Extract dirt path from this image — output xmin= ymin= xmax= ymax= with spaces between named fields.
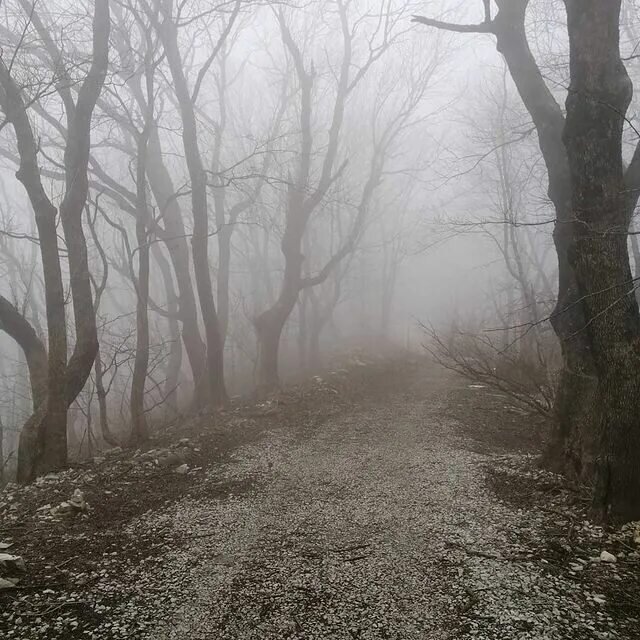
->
xmin=148 ymin=367 xmax=465 ymax=639
xmin=3 ymin=361 xmax=637 ymax=639
xmin=126 ymin=364 xmax=630 ymax=640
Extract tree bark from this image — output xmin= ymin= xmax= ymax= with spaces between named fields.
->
xmin=0 ymin=295 xmax=48 ymax=410
xmin=152 ymin=243 xmax=182 ymax=415
xmin=156 ymin=1 xmax=228 ymax=407
xmin=563 ymin=0 xmax=640 ymax=521
xmin=414 ymin=0 xmax=599 ymax=487
xmin=0 ymin=416 xmax=4 ymax=485
xmin=254 ymin=308 xmax=287 ymax=393
xmin=146 ymin=128 xmax=208 ymax=409
xmin=0 ymin=0 xmax=110 ymax=481
xmin=491 ymin=0 xmax=598 ymax=482
xmin=130 ymin=132 xmax=151 ymax=445
xmin=93 ymin=351 xmax=119 ymax=447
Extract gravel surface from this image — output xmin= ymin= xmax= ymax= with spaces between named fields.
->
xmin=3 ymin=360 xmax=639 ymax=639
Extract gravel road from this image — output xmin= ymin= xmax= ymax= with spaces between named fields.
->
xmin=127 ymin=365 xmax=628 ymax=640
xmin=8 ymin=362 xmax=632 ymax=639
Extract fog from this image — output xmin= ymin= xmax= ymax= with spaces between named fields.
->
xmin=5 ymin=1 xmax=640 ymax=637
xmin=0 ymin=0 xmax=557 ymax=475
xmin=1 ymin=0 xmax=639 ymax=478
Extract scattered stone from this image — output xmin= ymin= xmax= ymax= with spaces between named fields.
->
xmin=1 ymin=361 xmax=637 ymax=640
xmin=600 ymin=551 xmax=617 ymax=564
xmin=157 ymin=452 xmax=181 ymax=468
xmin=50 ymin=489 xmax=87 ymax=518
xmin=174 ymin=464 xmax=189 ymax=475
xmin=0 ymin=577 xmax=18 ymax=590
xmin=0 ymin=553 xmax=25 ymax=574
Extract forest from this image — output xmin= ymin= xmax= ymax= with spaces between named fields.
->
xmin=0 ymin=0 xmax=441 ymax=478
xmin=1 ymin=1 xmax=640 ymax=638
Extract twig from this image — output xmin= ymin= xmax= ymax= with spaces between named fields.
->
xmin=344 ymin=554 xmax=370 ymax=563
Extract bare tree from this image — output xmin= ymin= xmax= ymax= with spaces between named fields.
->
xmin=414 ymin=0 xmax=640 ymax=521
xmin=86 ymin=202 xmax=121 ymax=447
xmin=253 ymin=1 xmax=411 ymax=392
xmin=143 ymin=0 xmax=245 ymax=407
xmin=0 ymin=0 xmax=110 ymax=481
xmin=108 ymin=1 xmax=209 ymax=410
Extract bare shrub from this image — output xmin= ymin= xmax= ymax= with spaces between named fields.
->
xmin=424 ymin=321 xmax=559 ymax=420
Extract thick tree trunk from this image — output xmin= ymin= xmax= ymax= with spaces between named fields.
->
xmin=545 ymin=205 xmax=599 ymax=480
xmin=254 ymin=311 xmax=286 ymax=394
xmin=7 ymin=0 xmax=110 ymax=482
xmin=254 ymin=230 xmax=305 ymax=392
xmin=563 ymin=0 xmax=640 ymax=521
xmin=413 ymin=2 xmax=603 ymax=486
xmin=630 ymin=222 xmax=640 ymax=305
xmin=490 ymin=1 xmax=601 ymax=485
xmin=3 ymin=87 xmax=67 ymax=480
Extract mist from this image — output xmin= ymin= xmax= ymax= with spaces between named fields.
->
xmin=0 ymin=0 xmax=495 ymax=460
xmin=2 ymin=1 xmax=640 ymax=638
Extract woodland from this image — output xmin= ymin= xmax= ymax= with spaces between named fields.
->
xmin=0 ymin=0 xmax=639 ymax=556
xmin=3 ymin=1 xmax=640 ymax=638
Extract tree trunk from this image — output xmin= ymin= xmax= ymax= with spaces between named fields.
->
xmin=490 ymin=1 xmax=600 ymax=486
xmin=413 ymin=3 xmax=603 ymax=487
xmin=159 ymin=8 xmax=228 ymax=407
xmin=146 ymin=128 xmax=208 ymax=410
xmin=152 ymin=243 xmax=181 ymax=415
xmin=630 ymin=220 xmax=640 ymax=305
xmin=93 ymin=351 xmax=119 ymax=447
xmin=307 ymin=288 xmax=324 ymax=371
xmin=297 ymin=290 xmax=309 ymax=372
xmin=545 ymin=204 xmax=599 ymax=481
xmin=130 ymin=134 xmax=151 ymax=446
xmin=217 ymin=223 xmax=233 ymax=344
xmin=563 ymin=0 xmax=640 ymax=522
xmin=254 ymin=310 xmax=286 ymax=394
xmin=0 ymin=415 xmax=4 ymax=485
xmin=4 ymin=0 xmax=110 ymax=481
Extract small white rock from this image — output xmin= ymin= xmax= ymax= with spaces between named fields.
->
xmin=599 ymin=550 xmax=617 ymax=563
